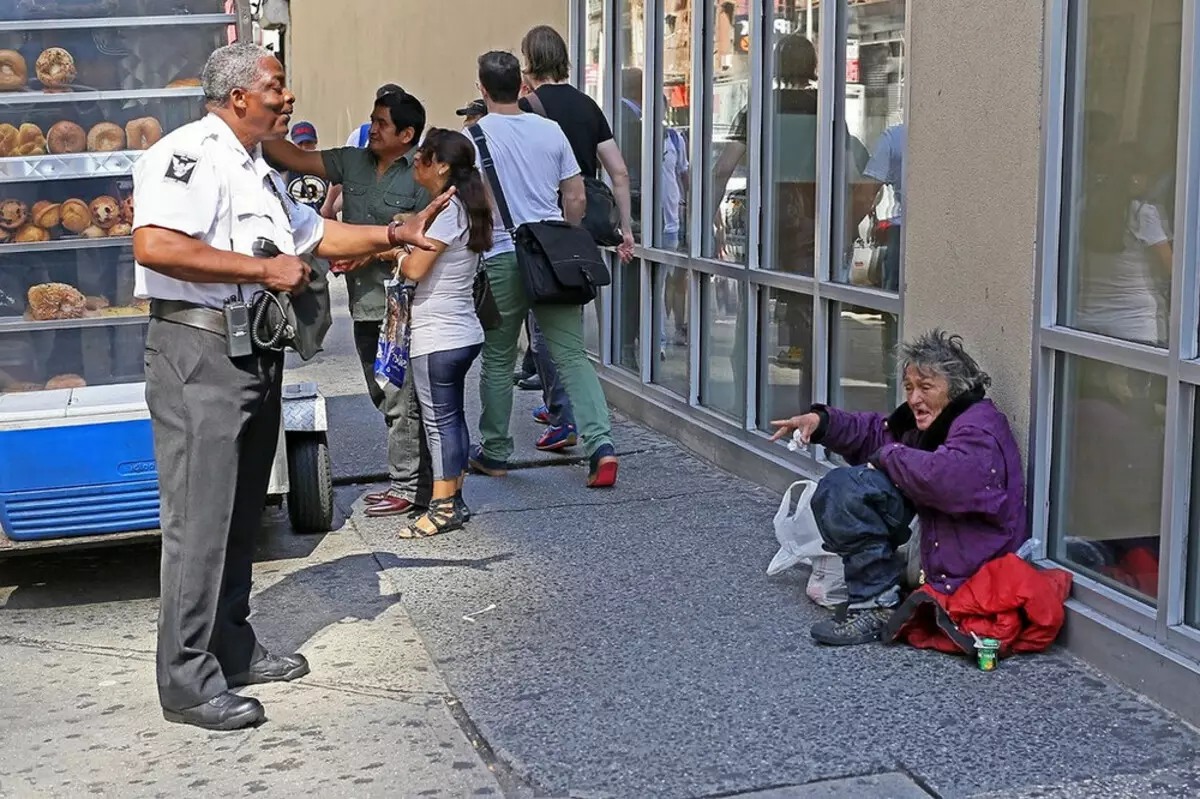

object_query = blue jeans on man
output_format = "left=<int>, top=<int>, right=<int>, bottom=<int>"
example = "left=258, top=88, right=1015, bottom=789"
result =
left=528, top=311, right=576, bottom=429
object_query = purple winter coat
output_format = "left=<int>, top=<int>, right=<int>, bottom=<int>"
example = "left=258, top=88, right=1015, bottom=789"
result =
left=811, top=387, right=1028, bottom=594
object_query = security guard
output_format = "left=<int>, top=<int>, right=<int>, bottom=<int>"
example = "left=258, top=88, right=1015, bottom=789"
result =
left=132, top=43, right=450, bottom=732
left=264, top=87, right=435, bottom=519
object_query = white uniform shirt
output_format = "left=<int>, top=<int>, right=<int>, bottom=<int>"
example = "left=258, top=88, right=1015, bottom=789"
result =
left=133, top=113, right=325, bottom=309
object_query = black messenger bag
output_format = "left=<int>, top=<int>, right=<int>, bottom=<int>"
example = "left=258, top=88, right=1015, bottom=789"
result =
left=468, top=124, right=611, bottom=306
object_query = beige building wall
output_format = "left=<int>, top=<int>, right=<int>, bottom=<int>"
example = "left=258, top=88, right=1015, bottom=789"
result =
left=902, top=0, right=1045, bottom=444
left=285, top=0, right=569, bottom=146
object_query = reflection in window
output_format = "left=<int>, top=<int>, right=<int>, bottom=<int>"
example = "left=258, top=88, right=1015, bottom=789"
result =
left=1058, top=0, right=1182, bottom=348
left=617, top=0, right=647, bottom=239
left=759, top=288, right=813, bottom=435
left=829, top=303, right=898, bottom=414
left=700, top=275, right=746, bottom=420
left=584, top=0, right=605, bottom=103
left=658, top=0, right=693, bottom=252
left=652, top=263, right=689, bottom=396
left=584, top=296, right=601, bottom=358
left=614, top=258, right=642, bottom=373
left=706, top=0, right=751, bottom=263
left=1050, top=356, right=1164, bottom=605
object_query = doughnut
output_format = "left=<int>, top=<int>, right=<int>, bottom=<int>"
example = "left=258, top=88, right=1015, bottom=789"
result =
left=13, top=224, right=49, bottom=243
left=0, top=199, right=27, bottom=229
left=86, top=122, right=124, bottom=152
left=89, top=195, right=120, bottom=228
left=167, top=78, right=200, bottom=88
left=60, top=199, right=90, bottom=233
left=0, top=123, right=16, bottom=155
left=14, top=124, right=45, bottom=156
left=0, top=50, right=27, bottom=92
left=46, top=374, right=87, bottom=390
left=119, top=195, right=134, bottom=224
left=124, top=117, right=162, bottom=151
left=35, top=48, right=76, bottom=88
left=31, top=201, right=60, bottom=228
left=27, top=282, right=86, bottom=321
left=108, top=222, right=132, bottom=237
left=47, top=121, right=86, bottom=154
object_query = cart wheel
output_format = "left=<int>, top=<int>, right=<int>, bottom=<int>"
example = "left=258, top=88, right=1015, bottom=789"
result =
left=286, top=432, right=334, bottom=534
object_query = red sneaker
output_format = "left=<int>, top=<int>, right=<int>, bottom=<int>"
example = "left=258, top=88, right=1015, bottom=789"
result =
left=587, top=444, right=618, bottom=488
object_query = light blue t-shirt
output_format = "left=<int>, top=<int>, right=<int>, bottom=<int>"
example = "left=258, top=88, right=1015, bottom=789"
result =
left=864, top=123, right=906, bottom=223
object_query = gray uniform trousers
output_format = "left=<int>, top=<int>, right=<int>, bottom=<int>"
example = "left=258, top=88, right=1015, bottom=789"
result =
left=145, top=318, right=279, bottom=711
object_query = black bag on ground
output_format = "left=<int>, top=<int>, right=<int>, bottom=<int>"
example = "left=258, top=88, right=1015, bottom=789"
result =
left=468, top=123, right=611, bottom=306
left=523, top=90, right=623, bottom=248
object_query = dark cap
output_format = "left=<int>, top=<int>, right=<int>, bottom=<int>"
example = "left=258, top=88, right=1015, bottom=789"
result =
left=455, top=98, right=487, bottom=118
left=289, top=121, right=318, bottom=144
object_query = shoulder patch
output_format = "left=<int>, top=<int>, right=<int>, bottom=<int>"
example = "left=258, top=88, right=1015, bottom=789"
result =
left=165, top=152, right=199, bottom=185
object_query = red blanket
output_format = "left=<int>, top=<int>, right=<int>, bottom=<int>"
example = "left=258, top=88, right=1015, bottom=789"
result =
left=884, top=554, right=1073, bottom=656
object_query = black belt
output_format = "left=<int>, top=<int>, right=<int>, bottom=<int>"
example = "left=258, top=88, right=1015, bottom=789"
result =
left=150, top=299, right=227, bottom=337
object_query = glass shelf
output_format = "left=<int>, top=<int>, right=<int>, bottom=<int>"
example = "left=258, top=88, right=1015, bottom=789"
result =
left=0, top=313, right=147, bottom=333
left=0, top=13, right=235, bottom=33
left=0, top=236, right=131, bottom=256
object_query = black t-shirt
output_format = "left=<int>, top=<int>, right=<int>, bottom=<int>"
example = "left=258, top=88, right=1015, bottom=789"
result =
left=519, top=83, right=613, bottom=178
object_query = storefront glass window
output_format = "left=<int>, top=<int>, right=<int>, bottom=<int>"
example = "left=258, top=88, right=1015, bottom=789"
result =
left=1050, top=355, right=1165, bottom=605
left=584, top=0, right=605, bottom=104
left=615, top=258, right=642, bottom=372
left=763, top=1, right=822, bottom=276
left=1057, top=0, right=1183, bottom=348
left=652, top=263, right=690, bottom=396
left=828, top=303, right=898, bottom=414
left=617, top=0, right=647, bottom=239
left=705, top=0, right=751, bottom=264
left=835, top=0, right=907, bottom=292
left=759, top=288, right=813, bottom=434
left=700, top=274, right=746, bottom=420
left=658, top=0, right=694, bottom=253
left=585, top=295, right=601, bottom=358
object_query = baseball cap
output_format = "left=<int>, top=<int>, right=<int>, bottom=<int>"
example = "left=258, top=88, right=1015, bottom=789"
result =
left=455, top=98, right=487, bottom=118
left=290, top=121, right=318, bottom=144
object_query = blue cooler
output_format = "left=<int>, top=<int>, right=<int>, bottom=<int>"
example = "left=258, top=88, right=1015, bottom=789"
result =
left=0, top=383, right=160, bottom=542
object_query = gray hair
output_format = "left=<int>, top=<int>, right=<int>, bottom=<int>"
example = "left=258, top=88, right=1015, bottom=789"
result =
left=201, top=43, right=274, bottom=105
left=897, top=329, right=991, bottom=399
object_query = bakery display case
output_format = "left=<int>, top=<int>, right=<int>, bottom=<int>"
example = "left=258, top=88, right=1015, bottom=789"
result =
left=0, top=0, right=238, bottom=395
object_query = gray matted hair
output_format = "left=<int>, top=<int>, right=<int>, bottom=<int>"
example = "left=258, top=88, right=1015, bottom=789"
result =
left=897, top=329, right=991, bottom=400
left=201, top=43, right=274, bottom=105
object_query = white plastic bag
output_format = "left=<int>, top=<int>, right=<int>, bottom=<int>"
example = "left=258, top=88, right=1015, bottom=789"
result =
left=767, top=480, right=848, bottom=609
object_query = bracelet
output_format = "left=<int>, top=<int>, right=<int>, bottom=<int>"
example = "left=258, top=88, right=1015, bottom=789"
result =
left=387, top=219, right=401, bottom=247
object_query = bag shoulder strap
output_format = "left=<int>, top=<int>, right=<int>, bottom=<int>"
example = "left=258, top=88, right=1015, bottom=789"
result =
left=467, top=123, right=516, bottom=235
left=525, top=88, right=547, bottom=118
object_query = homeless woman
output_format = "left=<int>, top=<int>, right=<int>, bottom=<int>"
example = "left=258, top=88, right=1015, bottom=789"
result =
left=770, top=329, right=1028, bottom=646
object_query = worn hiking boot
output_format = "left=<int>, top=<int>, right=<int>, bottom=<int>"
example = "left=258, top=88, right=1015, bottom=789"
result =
left=811, top=606, right=895, bottom=646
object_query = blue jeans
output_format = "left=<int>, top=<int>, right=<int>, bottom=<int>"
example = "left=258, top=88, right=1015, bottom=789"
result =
left=410, top=344, right=482, bottom=481
left=528, top=311, right=576, bottom=429
left=810, top=465, right=915, bottom=604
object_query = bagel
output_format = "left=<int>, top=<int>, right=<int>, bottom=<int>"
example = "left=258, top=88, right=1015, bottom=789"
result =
left=14, top=123, right=45, bottom=156
left=31, top=201, right=60, bottom=228
left=0, top=50, right=27, bottom=92
left=166, top=77, right=200, bottom=88
left=0, top=123, right=16, bottom=155
left=13, top=224, right=49, bottom=243
left=0, top=199, right=27, bottom=230
left=60, top=198, right=90, bottom=233
left=86, top=121, right=124, bottom=152
left=89, top=195, right=120, bottom=228
left=35, top=48, right=76, bottom=88
left=124, top=116, right=162, bottom=150
left=47, top=121, right=86, bottom=154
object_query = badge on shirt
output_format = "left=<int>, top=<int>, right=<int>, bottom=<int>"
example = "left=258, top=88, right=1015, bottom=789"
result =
left=165, top=152, right=199, bottom=185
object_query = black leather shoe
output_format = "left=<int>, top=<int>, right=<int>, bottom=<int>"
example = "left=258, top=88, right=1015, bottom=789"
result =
left=163, top=692, right=265, bottom=731
left=227, top=651, right=310, bottom=687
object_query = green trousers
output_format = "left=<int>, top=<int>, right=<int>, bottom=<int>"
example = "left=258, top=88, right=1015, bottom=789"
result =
left=477, top=251, right=613, bottom=459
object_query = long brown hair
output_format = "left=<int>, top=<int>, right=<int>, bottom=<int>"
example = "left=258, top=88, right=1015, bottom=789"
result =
left=521, top=25, right=570, bottom=83
left=416, top=128, right=493, bottom=253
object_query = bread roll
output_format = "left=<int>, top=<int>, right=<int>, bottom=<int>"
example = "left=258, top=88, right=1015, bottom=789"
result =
left=119, top=195, right=134, bottom=224
left=27, top=282, right=86, bottom=321
left=1, top=381, right=43, bottom=394
left=124, top=117, right=162, bottom=150
left=0, top=50, right=27, bottom=91
left=86, top=122, right=124, bottom=152
left=167, top=77, right=200, bottom=88
left=31, top=201, right=60, bottom=228
left=79, top=225, right=105, bottom=238
left=14, top=123, right=45, bottom=156
left=85, top=295, right=110, bottom=311
left=108, top=222, right=131, bottom=237
left=47, top=121, right=86, bottom=154
left=35, top=48, right=76, bottom=88
left=46, top=374, right=87, bottom=390
left=13, top=224, right=49, bottom=243
left=0, top=199, right=27, bottom=230
left=89, top=195, right=120, bottom=228
left=60, top=199, right=90, bottom=233
left=0, top=123, right=17, bottom=156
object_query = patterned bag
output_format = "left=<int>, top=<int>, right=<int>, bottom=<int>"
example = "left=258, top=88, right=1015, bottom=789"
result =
left=374, top=277, right=415, bottom=391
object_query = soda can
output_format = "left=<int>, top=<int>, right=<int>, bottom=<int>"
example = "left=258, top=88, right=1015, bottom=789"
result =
left=975, top=637, right=1001, bottom=671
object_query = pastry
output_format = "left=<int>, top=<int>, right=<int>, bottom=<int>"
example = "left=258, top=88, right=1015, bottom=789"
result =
left=0, top=50, right=27, bottom=91
left=0, top=199, right=27, bottom=229
left=13, top=224, right=49, bottom=243
left=79, top=225, right=106, bottom=238
left=108, top=222, right=132, bottom=237
left=27, top=282, right=86, bottom=321
left=60, top=198, right=90, bottom=233
left=14, top=123, right=46, bottom=156
left=119, top=195, right=134, bottom=224
left=0, top=123, right=16, bottom=155
left=124, top=117, right=162, bottom=150
left=167, top=77, right=201, bottom=88
left=31, top=201, right=60, bottom=228
left=86, top=121, right=124, bottom=152
left=47, top=121, right=86, bottom=154
left=85, top=295, right=110, bottom=311
left=35, top=48, right=76, bottom=88
left=89, top=195, right=120, bottom=228
left=45, top=374, right=87, bottom=390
